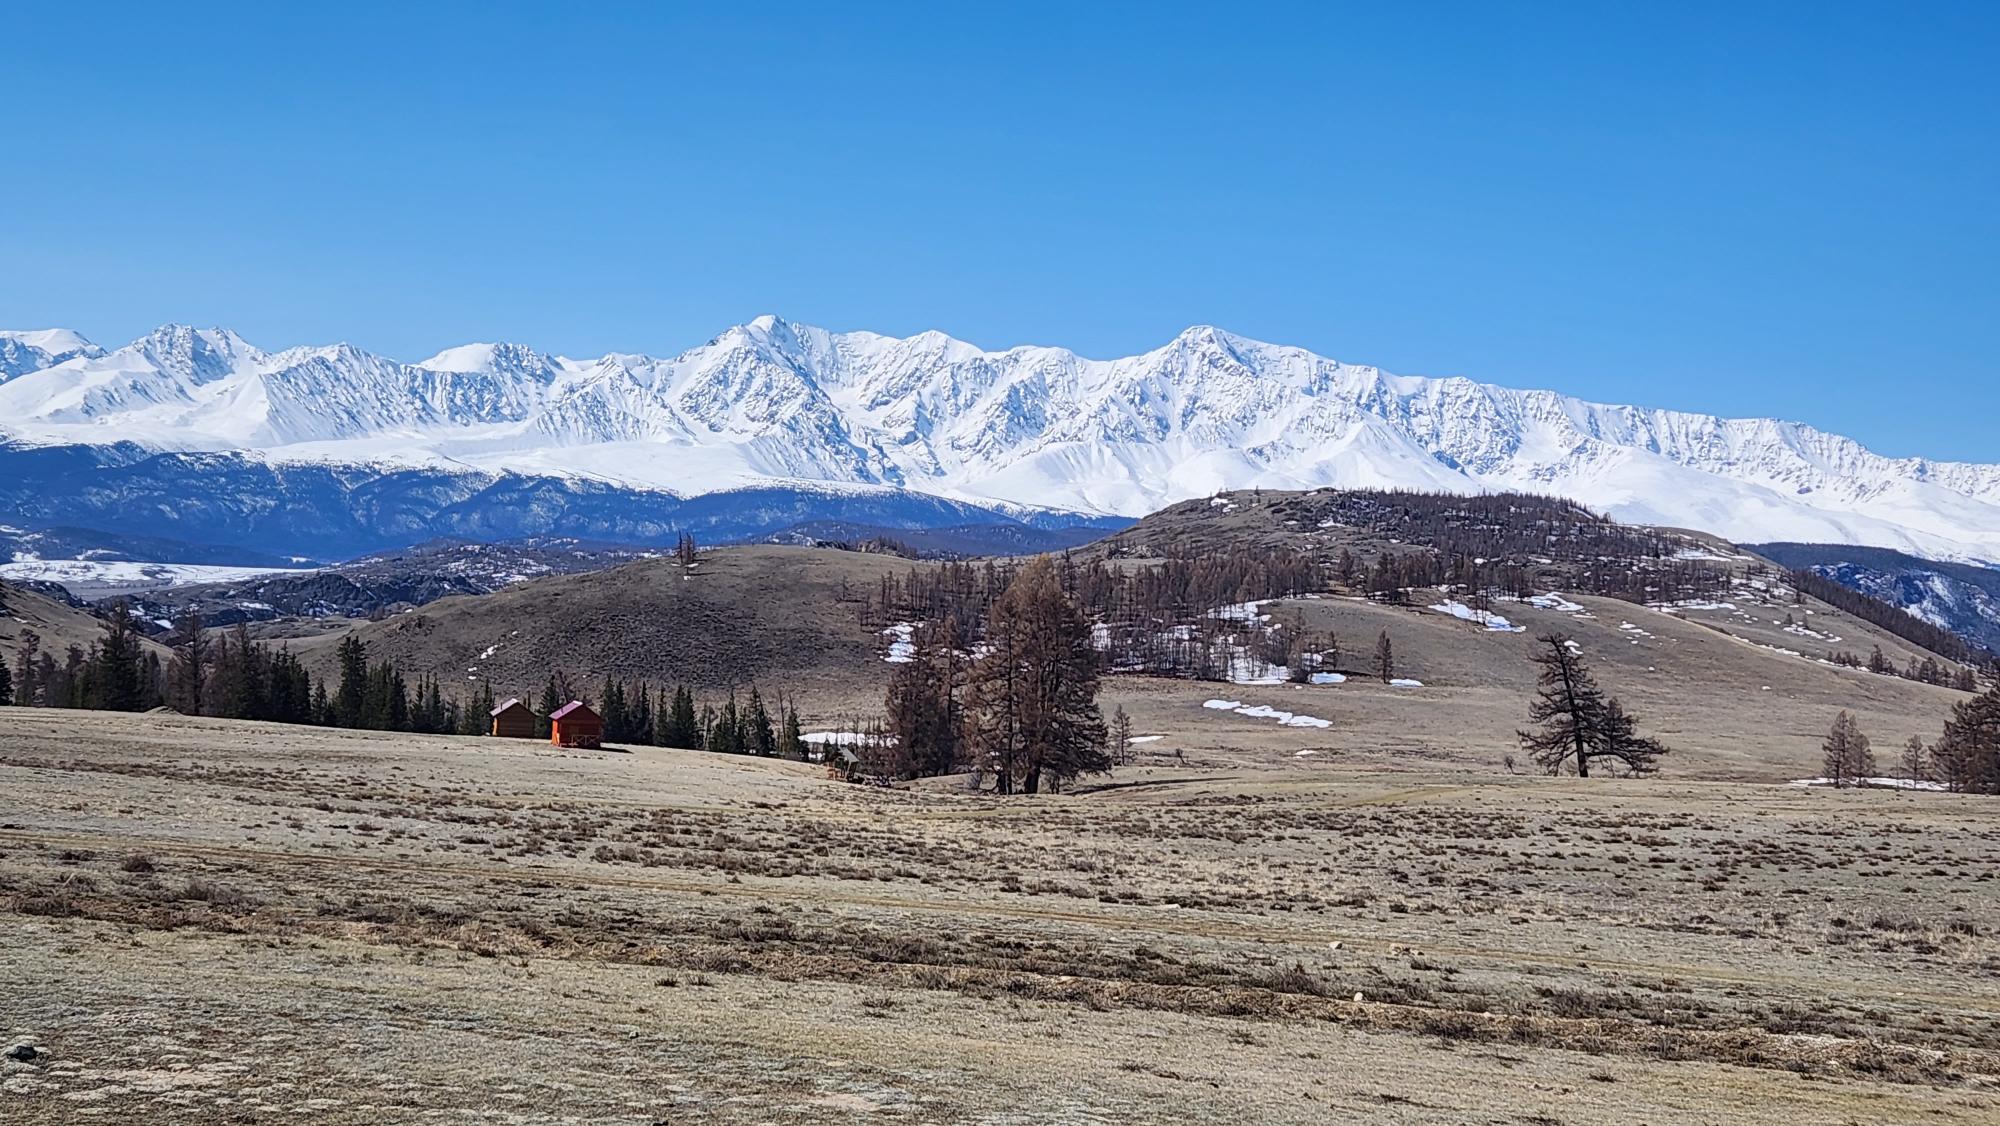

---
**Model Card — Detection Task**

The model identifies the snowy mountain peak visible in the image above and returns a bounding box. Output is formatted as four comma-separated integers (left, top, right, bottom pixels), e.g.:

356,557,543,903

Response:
1,318,1998,562
126,325,263,382
0,328,105,382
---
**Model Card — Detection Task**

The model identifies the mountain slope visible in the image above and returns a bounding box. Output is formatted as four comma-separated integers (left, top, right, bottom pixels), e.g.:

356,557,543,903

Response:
0,329,103,382
1751,542,2000,653
4,318,1999,562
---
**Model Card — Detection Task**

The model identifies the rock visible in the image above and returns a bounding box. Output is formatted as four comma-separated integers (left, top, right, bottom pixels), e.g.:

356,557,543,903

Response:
1328,940,1341,950
1351,992,1365,1003
4,1043,37,1063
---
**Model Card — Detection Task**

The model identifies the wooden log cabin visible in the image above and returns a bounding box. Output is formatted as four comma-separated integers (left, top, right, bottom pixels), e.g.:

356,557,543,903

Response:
489,697,537,739
548,700,604,749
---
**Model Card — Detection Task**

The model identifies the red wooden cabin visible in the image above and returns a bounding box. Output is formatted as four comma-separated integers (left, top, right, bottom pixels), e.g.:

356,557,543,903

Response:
548,700,604,749
489,697,536,739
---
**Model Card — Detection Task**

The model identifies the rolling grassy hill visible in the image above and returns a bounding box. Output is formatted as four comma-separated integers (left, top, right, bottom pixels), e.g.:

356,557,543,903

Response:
284,490,1982,781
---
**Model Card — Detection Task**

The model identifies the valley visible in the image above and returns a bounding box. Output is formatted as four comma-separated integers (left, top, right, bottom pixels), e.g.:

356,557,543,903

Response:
4,487,1995,1124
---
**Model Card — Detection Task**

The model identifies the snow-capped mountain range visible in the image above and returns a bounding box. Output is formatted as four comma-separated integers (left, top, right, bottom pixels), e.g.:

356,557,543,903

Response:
2,319,1997,562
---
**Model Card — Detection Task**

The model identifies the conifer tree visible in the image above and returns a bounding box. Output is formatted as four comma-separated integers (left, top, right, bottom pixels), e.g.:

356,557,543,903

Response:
1901,734,1930,783
165,613,207,715
1821,710,1873,787
662,684,700,748
1108,704,1135,767
1373,630,1395,683
93,602,145,712
13,629,39,708
964,557,1107,794
885,616,969,778
334,635,368,728
744,687,776,756
1519,633,1666,777
537,676,562,739
707,693,742,754
601,676,629,743
1933,680,2000,794
461,681,495,735
779,702,805,760
0,652,11,707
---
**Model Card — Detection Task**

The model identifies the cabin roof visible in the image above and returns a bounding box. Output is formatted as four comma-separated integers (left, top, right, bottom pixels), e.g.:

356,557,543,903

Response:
490,697,529,717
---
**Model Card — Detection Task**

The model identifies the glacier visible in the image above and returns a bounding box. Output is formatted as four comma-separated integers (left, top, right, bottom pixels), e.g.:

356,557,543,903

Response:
2,317,1997,562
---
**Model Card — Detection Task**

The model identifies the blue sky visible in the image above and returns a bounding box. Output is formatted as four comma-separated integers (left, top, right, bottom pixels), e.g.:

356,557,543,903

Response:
3,2,1995,458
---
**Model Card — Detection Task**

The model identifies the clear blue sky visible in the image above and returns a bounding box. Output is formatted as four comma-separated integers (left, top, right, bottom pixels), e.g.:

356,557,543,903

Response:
4,2,1995,458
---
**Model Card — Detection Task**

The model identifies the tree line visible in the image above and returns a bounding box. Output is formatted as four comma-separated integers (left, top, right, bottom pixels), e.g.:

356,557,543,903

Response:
513,671,808,758
1823,643,1979,692
1788,567,1990,668
1819,690,2000,794
3,604,819,761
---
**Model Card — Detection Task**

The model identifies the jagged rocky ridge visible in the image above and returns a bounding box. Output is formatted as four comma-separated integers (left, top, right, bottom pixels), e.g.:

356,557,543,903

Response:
2,318,1998,562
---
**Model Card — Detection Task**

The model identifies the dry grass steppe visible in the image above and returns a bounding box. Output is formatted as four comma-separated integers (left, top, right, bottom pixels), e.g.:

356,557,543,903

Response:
3,708,1996,1124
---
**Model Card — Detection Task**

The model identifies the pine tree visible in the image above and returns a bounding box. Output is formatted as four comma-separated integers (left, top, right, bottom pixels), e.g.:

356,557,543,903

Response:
601,676,629,743
1518,633,1667,777
1821,710,1873,787
628,681,654,746
706,693,741,754
1901,734,1930,783
225,624,266,720
1108,704,1135,766
964,557,1107,794
0,652,11,707
779,702,805,760
662,684,700,748
334,635,368,728
537,675,562,739
1373,630,1395,683
743,687,776,757
1933,680,2000,794
884,617,968,778
461,681,494,735
93,601,145,712
13,629,39,708
165,613,207,715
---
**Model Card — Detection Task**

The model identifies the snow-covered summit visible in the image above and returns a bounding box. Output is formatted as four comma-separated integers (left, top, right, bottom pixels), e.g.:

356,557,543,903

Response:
0,328,104,382
1,317,1997,561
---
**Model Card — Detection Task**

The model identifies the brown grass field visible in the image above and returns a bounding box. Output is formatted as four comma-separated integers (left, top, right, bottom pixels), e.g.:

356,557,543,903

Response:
3,701,1996,1124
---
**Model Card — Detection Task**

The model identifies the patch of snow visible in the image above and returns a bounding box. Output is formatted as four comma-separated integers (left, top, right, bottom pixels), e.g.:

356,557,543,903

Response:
1429,599,1525,632
1389,678,1424,687
0,559,313,588
1788,776,1950,792
882,622,916,663
1653,600,1736,614
804,730,894,746
1200,699,1331,729
1126,735,1165,745
1309,672,1347,685
1525,592,1585,613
